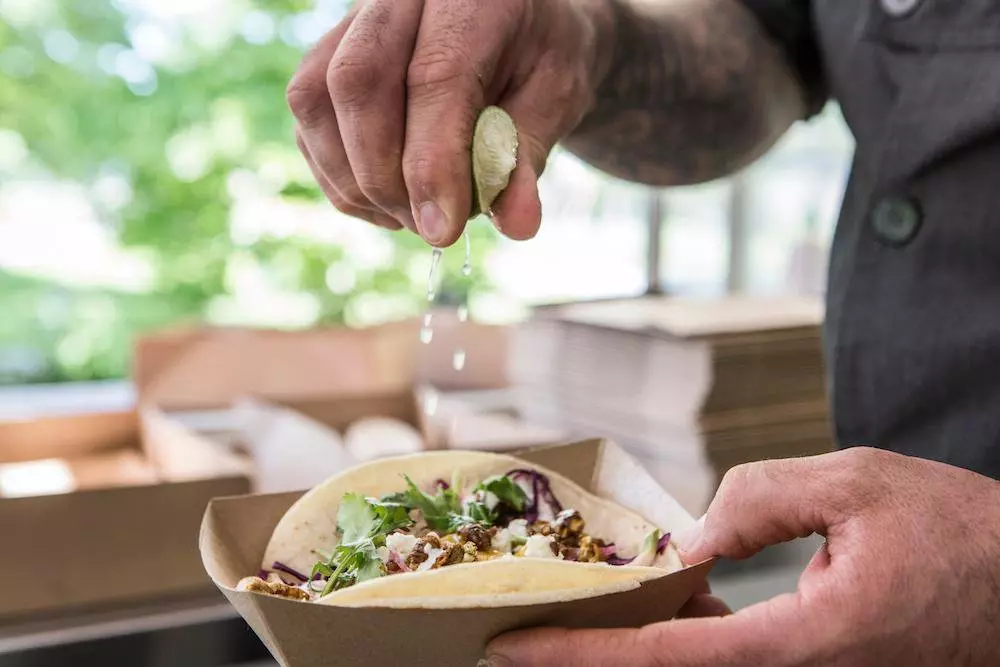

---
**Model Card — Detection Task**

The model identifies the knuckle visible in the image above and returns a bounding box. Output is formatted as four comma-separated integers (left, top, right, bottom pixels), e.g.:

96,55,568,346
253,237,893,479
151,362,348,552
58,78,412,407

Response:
407,43,477,94
716,461,759,506
837,447,890,504
327,55,380,106
402,152,439,183
286,74,330,126
403,148,467,197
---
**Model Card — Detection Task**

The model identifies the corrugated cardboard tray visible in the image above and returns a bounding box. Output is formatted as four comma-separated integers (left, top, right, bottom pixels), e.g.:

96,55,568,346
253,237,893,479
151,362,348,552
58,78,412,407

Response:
0,409,250,622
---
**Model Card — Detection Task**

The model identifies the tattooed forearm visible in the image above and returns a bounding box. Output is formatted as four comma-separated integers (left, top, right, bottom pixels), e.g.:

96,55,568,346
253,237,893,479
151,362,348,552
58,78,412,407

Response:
564,0,807,186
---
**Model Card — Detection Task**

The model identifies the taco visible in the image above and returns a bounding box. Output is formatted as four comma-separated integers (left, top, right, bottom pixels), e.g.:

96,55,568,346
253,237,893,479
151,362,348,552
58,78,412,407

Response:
236,450,684,608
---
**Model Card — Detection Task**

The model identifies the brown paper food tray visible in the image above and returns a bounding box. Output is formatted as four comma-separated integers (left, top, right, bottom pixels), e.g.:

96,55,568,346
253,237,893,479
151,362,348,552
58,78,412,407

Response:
201,438,714,666
0,409,250,622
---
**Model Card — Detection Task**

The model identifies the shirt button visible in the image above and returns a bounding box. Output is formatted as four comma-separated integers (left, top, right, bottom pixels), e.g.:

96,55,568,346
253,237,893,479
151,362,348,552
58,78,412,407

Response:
871,196,922,246
881,0,921,17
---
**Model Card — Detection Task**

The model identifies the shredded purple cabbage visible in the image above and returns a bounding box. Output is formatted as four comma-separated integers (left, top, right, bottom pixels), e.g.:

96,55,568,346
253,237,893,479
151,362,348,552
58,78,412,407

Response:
434,478,450,490
607,532,672,566
506,468,563,522
272,561,309,582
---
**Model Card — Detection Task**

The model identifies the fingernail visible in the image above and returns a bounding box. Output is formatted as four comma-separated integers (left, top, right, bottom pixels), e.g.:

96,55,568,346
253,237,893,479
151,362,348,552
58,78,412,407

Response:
418,201,449,244
675,514,706,555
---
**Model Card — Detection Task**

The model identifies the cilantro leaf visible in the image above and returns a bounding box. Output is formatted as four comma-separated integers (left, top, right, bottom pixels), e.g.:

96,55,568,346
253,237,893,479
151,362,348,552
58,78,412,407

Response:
316,494,415,596
401,475,462,532
337,493,378,544
353,542,385,584
461,500,497,527
370,502,413,542
476,475,528,513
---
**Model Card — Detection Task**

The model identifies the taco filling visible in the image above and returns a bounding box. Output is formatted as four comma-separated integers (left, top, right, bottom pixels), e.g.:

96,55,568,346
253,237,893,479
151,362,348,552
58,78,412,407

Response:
238,469,670,601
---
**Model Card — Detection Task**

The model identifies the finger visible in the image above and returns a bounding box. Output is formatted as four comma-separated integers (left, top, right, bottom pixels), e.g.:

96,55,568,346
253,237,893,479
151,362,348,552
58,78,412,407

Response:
677,450,868,565
492,55,591,240
403,0,521,246
297,129,400,230
676,593,733,619
486,594,806,667
296,129,374,222
287,20,380,222
328,0,422,232
488,155,542,241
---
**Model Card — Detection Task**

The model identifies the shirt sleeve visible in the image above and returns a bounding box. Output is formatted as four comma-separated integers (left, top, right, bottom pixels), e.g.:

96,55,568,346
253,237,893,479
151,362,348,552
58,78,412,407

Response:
739,0,828,118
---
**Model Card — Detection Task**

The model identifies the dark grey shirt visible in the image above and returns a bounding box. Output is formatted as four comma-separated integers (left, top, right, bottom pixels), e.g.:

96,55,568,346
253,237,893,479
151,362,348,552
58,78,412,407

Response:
743,0,1000,479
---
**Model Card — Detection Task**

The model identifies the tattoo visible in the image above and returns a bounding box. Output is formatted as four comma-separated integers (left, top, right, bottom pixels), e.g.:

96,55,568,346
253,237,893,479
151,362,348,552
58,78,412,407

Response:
564,0,806,186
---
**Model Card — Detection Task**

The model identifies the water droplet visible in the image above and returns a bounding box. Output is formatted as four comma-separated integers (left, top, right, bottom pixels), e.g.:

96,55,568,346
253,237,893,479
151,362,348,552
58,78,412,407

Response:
419,326,434,345
426,248,443,302
462,233,472,277
456,305,468,322
423,312,433,327
452,348,466,371
423,390,439,417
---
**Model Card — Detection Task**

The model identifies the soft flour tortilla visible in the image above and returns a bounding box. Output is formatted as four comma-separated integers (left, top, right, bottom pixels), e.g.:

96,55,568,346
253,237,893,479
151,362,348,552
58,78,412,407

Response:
261,450,683,608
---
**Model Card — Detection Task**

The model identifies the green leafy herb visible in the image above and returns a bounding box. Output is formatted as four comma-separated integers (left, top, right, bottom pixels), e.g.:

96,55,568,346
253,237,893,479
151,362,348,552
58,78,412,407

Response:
461,499,497,526
370,502,414,540
399,475,467,532
392,474,530,533
379,490,410,505
337,493,377,543
312,473,537,595
314,494,416,596
352,542,386,584
475,475,529,513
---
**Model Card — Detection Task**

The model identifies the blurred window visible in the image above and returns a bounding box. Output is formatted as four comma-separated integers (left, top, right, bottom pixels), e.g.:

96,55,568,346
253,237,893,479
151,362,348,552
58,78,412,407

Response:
0,0,852,385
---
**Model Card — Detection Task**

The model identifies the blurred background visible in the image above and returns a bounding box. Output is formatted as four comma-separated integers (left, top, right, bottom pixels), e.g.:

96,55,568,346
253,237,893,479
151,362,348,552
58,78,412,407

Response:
0,0,850,665
0,0,852,387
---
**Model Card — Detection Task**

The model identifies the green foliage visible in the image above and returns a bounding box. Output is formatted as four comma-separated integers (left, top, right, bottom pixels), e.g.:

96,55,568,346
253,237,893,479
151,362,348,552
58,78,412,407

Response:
0,0,496,384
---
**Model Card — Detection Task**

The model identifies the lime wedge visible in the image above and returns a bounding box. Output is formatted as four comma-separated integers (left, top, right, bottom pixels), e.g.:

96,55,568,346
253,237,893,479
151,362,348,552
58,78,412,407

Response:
470,106,518,218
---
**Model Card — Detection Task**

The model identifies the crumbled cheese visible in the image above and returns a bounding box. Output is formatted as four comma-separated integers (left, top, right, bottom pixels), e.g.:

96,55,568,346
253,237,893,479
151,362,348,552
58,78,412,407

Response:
484,491,500,511
386,532,418,557
418,547,443,571
376,546,390,564
508,519,528,539
523,534,559,559
492,528,513,553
